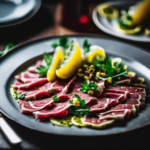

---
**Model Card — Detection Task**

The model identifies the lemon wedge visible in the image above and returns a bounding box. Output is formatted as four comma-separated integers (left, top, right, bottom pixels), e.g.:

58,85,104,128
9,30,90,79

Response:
84,45,106,63
111,58,122,69
71,116,87,127
116,24,141,34
97,4,119,19
56,39,82,79
47,46,64,81
128,0,150,26
10,85,17,98
50,116,73,127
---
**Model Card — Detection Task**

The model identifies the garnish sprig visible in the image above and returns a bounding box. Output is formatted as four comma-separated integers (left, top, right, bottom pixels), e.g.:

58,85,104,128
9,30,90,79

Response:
34,52,52,77
80,81,99,93
53,94,60,102
0,43,14,57
15,92,27,100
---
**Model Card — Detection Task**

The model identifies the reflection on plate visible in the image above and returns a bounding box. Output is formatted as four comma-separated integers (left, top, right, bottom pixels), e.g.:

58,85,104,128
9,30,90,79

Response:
92,1,150,42
0,0,41,28
0,35,150,136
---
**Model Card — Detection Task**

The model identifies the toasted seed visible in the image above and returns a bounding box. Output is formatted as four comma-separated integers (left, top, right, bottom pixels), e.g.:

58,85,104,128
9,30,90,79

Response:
94,77,99,81
89,68,95,74
90,65,95,69
123,65,128,70
83,64,89,69
100,72,106,77
77,73,85,77
96,72,101,77
84,70,89,75
139,77,145,83
102,67,106,73
107,77,112,84
88,89,94,95
84,75,90,80
89,73,94,79
118,77,122,80
78,68,83,73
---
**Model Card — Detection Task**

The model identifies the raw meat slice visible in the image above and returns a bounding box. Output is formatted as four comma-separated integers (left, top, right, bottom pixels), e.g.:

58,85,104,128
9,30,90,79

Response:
90,96,125,113
28,60,44,73
33,101,71,121
19,98,54,114
102,93,125,102
93,80,105,97
81,116,115,128
106,85,146,95
49,76,76,94
13,78,48,90
104,89,130,98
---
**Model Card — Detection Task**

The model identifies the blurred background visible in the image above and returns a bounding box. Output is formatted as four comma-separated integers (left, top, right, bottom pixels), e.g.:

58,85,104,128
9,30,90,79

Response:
0,0,149,54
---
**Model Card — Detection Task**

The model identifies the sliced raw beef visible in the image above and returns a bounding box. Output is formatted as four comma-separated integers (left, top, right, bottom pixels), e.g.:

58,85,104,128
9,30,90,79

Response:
13,78,48,90
33,101,71,121
15,72,39,81
106,85,146,95
19,98,54,114
18,82,52,100
28,60,45,73
93,80,105,97
14,80,23,86
82,116,115,128
49,76,76,94
102,93,125,102
90,96,125,113
97,104,136,120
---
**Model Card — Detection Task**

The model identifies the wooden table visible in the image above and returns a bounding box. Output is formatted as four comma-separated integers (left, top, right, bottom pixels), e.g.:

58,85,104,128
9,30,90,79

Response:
0,2,150,149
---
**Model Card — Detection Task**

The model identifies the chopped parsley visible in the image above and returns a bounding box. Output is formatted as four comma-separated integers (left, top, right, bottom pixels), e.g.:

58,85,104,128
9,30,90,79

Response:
15,92,27,100
51,36,69,50
67,106,91,117
68,94,92,117
83,39,91,54
53,94,60,102
34,52,52,77
80,81,99,93
0,43,14,57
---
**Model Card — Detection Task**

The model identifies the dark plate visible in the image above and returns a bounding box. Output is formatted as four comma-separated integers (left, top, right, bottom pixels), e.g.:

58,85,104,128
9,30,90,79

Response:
0,0,41,28
0,35,150,136
92,1,150,43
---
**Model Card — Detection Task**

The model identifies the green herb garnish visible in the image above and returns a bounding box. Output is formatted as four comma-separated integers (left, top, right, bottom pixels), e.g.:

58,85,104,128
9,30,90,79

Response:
51,36,69,50
53,94,60,102
74,94,86,109
0,43,14,56
67,106,92,117
15,92,27,100
83,39,91,54
80,81,99,93
68,94,92,117
34,52,52,77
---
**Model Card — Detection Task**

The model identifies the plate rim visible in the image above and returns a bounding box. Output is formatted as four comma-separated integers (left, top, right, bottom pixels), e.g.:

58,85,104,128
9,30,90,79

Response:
0,34,150,136
92,1,150,43
0,0,41,28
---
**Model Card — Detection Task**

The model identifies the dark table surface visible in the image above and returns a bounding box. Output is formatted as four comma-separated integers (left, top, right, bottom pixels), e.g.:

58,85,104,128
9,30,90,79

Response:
0,1,150,149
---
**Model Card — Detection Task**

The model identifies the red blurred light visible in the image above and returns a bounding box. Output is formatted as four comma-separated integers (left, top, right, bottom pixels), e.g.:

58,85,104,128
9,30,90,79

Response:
79,15,89,24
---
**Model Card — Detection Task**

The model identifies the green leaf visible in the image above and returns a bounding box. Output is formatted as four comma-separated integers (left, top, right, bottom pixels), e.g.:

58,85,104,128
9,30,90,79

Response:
43,52,52,66
53,94,60,102
83,39,91,54
15,92,27,100
80,81,99,93
51,36,69,50
112,81,117,87
74,94,86,109
69,100,74,104
67,106,92,117
0,43,14,56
